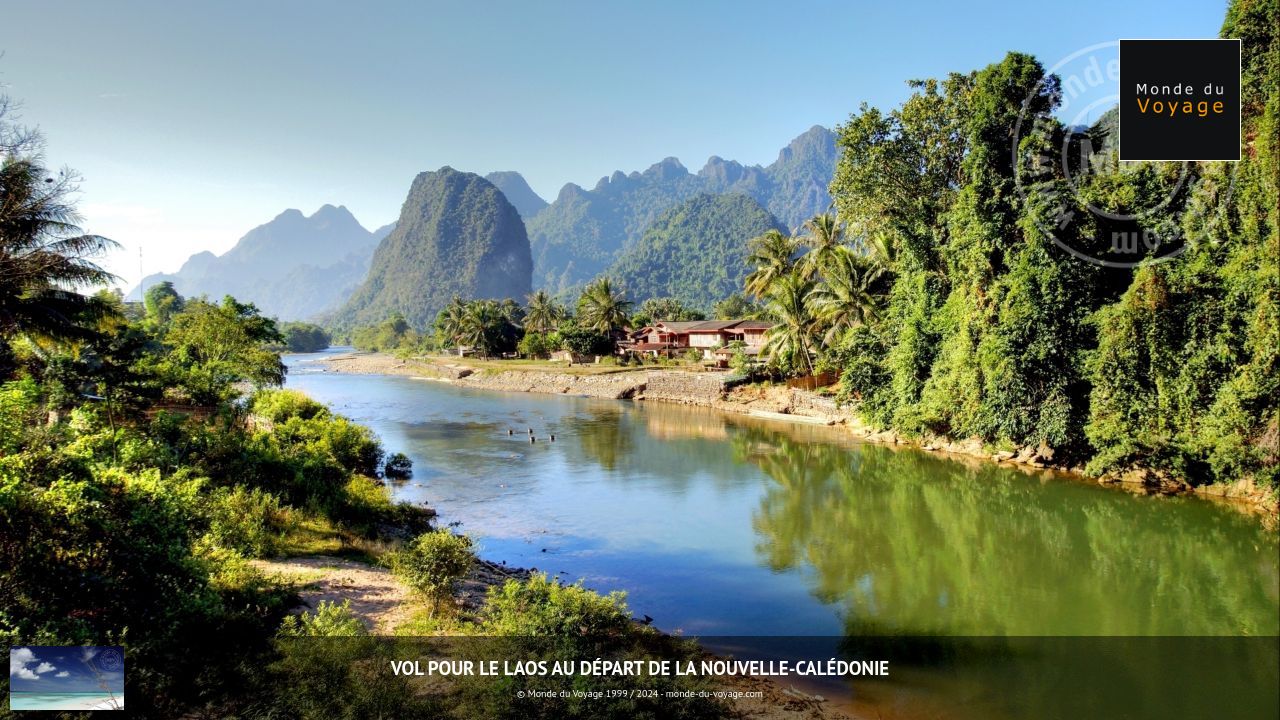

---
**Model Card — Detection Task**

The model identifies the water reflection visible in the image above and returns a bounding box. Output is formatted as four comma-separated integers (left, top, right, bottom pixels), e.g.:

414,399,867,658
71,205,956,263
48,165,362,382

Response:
741,429,1280,637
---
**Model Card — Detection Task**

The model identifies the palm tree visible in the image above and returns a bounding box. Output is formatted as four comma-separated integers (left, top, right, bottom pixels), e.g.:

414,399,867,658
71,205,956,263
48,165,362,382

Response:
458,300,504,358
744,229,799,299
434,296,468,347
0,156,119,350
808,246,884,346
576,278,632,334
760,274,818,376
524,290,564,333
798,213,844,280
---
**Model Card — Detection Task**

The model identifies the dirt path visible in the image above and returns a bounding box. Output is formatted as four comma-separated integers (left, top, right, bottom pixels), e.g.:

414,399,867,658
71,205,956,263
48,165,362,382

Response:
252,555,415,633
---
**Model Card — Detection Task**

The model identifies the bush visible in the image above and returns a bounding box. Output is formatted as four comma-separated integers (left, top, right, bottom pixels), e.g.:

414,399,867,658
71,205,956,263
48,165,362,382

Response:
205,486,293,557
388,530,475,613
517,331,555,359
480,573,632,638
251,389,330,423
278,600,367,637
384,452,413,479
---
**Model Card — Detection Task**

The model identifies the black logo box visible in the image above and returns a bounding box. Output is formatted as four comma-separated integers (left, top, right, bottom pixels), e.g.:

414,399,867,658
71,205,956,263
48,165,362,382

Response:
1119,39,1241,162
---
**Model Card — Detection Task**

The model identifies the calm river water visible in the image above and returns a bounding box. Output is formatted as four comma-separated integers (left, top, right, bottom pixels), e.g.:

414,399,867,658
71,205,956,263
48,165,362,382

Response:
285,351,1278,718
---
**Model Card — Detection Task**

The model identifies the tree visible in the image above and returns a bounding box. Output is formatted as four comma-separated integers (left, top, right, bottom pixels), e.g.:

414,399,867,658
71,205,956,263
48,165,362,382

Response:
760,274,818,376
433,296,469,348
163,296,286,403
0,102,119,372
279,322,331,353
744,229,799,299
143,281,184,325
712,292,762,320
524,290,565,334
631,296,704,328
576,277,632,334
798,213,845,280
457,300,512,358
808,246,885,347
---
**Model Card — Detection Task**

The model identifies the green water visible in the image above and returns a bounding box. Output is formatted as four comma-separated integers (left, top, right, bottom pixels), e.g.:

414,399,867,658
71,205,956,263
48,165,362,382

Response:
286,353,1279,717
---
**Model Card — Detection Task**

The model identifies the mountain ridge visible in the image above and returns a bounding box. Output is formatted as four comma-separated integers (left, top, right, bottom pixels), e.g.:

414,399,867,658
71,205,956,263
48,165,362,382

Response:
128,205,389,320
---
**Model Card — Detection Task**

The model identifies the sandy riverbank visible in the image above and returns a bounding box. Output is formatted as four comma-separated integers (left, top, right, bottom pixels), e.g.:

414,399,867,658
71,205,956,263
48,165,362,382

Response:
308,351,1277,516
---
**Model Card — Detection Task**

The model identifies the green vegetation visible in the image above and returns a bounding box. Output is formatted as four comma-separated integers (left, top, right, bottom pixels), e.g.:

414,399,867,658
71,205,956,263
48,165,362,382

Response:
334,167,533,329
279,321,331,352
728,4,1278,494
527,127,837,297
575,277,633,334
607,193,786,310
388,529,477,613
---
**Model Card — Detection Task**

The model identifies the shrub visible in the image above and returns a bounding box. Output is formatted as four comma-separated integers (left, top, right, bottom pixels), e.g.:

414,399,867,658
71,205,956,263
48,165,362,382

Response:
480,573,631,638
517,331,555,359
278,600,367,637
384,452,413,479
331,474,395,533
205,486,293,557
251,389,330,423
388,530,475,613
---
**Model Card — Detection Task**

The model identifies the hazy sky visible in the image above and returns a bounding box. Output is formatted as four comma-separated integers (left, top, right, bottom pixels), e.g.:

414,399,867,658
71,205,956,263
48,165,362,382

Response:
1,0,1225,290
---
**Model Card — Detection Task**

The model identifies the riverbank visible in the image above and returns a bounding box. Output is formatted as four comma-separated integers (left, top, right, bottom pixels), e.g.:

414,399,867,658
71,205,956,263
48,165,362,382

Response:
308,351,1278,517
257,551,854,719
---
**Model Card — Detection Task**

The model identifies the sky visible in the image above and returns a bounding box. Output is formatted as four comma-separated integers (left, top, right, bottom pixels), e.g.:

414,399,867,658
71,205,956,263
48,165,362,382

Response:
9,646,125,694
0,0,1227,291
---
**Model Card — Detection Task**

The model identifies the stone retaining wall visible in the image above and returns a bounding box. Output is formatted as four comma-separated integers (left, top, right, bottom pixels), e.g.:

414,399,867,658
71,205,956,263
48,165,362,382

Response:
454,370,646,400
640,371,730,406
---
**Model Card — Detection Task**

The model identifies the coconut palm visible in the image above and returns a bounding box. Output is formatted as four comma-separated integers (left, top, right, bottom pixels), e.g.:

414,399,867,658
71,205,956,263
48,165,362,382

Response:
744,229,799,299
434,296,468,346
760,274,818,376
576,278,632,334
0,157,119,346
457,300,506,358
798,213,844,280
808,246,884,346
524,289,565,333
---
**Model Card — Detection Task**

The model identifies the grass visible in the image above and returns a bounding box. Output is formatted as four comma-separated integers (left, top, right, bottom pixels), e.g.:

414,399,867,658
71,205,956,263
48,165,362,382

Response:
275,515,394,565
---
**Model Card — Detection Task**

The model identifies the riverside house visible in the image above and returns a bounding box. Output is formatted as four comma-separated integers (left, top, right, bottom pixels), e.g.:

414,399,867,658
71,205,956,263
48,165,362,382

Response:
622,319,772,366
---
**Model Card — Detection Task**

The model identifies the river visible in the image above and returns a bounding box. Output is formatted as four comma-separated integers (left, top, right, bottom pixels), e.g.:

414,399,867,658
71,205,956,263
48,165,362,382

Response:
285,350,1279,718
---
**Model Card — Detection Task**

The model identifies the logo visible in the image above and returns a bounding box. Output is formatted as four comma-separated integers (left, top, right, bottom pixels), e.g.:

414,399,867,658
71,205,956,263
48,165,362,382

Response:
1013,41,1240,268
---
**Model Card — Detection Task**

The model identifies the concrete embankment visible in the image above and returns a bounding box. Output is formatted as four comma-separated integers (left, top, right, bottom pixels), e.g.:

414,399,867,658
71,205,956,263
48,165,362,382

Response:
455,370,647,400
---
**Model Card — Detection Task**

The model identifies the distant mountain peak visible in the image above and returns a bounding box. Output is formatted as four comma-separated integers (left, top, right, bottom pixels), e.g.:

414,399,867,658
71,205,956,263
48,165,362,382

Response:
644,157,689,180
526,126,837,296
485,171,549,220
334,167,532,328
128,203,382,319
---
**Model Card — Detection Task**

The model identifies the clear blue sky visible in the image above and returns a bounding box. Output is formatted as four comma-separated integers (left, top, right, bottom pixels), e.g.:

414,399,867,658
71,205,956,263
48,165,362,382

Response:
0,0,1227,289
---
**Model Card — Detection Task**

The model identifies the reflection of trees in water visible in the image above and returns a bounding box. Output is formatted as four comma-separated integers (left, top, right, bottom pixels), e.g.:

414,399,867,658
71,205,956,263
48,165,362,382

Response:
741,430,1279,636
559,404,757,493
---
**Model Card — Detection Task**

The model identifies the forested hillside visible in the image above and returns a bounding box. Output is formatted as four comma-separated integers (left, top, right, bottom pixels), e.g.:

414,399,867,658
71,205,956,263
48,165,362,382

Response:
527,126,837,296
608,194,785,310
332,167,533,329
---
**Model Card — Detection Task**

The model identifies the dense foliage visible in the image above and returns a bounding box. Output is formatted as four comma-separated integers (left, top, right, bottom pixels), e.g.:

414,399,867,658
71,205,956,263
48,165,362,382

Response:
607,194,786,310
802,3,1278,493
279,321,332,353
